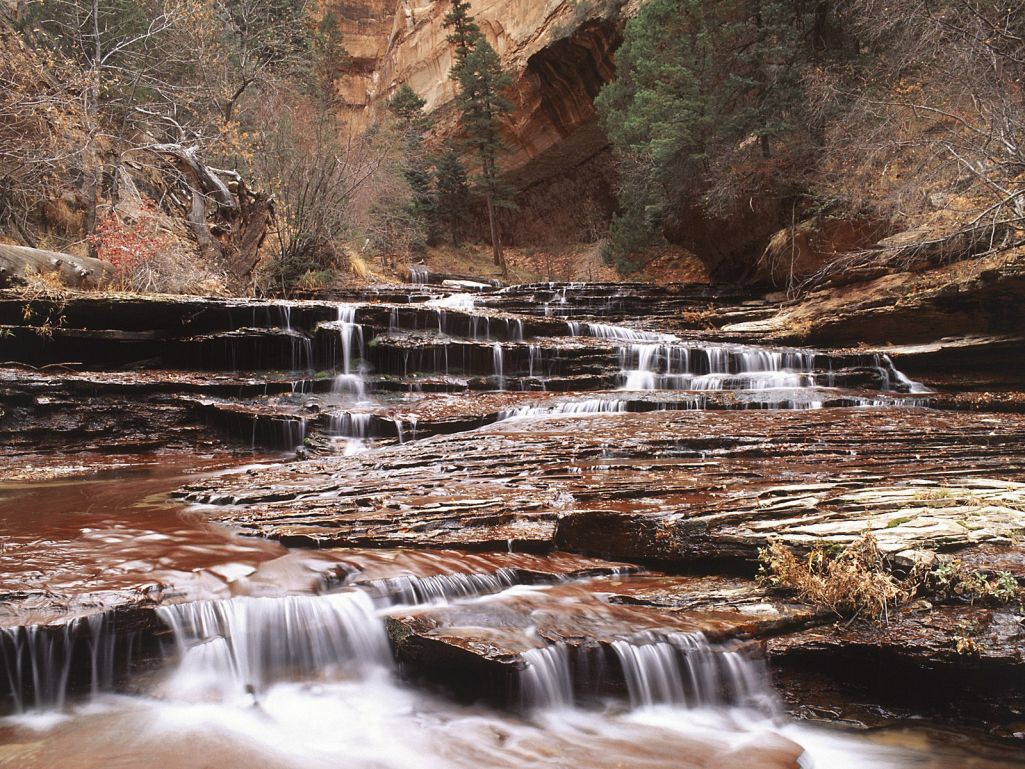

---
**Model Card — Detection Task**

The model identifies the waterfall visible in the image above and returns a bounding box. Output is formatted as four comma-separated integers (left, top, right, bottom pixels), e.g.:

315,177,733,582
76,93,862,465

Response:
876,354,931,393
328,412,374,455
516,632,778,714
409,265,428,284
521,644,574,709
578,322,674,343
610,632,777,712
1,614,122,713
528,344,544,380
497,399,630,420
618,343,820,393
493,343,505,390
360,569,520,606
426,293,476,310
330,304,367,400
157,592,390,697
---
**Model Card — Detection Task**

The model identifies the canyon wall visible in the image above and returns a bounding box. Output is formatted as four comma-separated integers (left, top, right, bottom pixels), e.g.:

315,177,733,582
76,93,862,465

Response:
337,0,631,245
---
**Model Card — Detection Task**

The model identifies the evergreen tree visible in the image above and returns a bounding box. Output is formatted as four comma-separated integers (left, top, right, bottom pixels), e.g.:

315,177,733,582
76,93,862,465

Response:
442,0,512,275
388,84,436,253
434,149,472,245
596,0,838,269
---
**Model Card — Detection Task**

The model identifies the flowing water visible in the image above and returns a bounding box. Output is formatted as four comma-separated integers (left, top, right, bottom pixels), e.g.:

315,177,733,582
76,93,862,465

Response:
0,284,1020,769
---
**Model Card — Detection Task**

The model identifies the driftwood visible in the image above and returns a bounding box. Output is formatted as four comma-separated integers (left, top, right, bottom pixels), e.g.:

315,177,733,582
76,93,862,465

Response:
0,244,113,288
146,144,273,291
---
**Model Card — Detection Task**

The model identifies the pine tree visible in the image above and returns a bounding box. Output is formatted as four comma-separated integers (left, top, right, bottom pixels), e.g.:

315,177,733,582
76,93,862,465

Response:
596,0,837,269
434,149,472,245
388,84,436,253
442,0,512,276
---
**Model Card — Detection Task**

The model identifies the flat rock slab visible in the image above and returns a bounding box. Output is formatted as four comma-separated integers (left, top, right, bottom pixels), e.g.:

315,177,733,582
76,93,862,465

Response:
180,409,1025,564
599,574,829,633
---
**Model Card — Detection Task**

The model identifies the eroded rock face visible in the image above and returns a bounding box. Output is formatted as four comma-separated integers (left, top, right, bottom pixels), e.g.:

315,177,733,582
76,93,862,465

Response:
179,409,1025,568
338,0,628,244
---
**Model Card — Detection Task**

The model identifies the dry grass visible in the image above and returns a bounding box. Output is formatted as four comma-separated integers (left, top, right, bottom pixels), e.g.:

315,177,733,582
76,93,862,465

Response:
758,534,912,622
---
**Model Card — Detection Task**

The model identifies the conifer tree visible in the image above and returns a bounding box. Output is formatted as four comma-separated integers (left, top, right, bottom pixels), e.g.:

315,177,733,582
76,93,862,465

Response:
434,149,472,245
388,84,436,253
596,0,836,269
442,0,512,275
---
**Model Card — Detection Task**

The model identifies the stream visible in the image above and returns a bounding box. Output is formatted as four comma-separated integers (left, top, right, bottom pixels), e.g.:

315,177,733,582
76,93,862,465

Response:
1,282,1024,768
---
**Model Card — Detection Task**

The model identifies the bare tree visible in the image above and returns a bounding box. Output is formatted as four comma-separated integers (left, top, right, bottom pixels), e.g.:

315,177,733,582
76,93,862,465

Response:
809,0,1025,280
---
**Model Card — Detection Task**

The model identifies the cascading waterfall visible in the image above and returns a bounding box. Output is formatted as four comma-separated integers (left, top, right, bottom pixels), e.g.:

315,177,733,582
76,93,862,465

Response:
358,568,520,606
0,614,122,713
521,644,574,710
618,343,819,392
277,302,314,372
426,293,477,310
328,411,374,455
498,399,631,420
611,632,777,712
326,304,368,401
409,265,428,284
528,344,544,381
157,592,390,697
493,343,505,390
517,632,778,714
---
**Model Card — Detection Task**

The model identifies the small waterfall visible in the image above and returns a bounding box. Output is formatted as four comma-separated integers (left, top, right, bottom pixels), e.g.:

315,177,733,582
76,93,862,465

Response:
157,592,390,697
328,412,374,455
1,614,122,713
521,644,574,710
330,304,367,400
361,569,520,606
576,322,674,343
876,354,931,393
618,343,819,392
426,293,476,310
611,632,777,712
497,399,630,420
493,343,505,390
528,344,544,380
276,302,314,372
409,265,428,284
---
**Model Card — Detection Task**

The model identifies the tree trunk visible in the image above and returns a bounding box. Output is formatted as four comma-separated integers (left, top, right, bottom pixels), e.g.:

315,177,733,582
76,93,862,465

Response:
485,192,506,276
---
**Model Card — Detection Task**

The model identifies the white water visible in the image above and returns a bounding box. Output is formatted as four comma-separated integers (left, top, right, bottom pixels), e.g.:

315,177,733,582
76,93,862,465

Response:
1,587,1011,769
157,592,389,697
521,644,574,709
426,293,477,310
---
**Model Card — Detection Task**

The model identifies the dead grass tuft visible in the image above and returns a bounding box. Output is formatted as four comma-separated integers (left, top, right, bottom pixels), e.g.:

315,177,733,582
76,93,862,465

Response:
758,534,912,622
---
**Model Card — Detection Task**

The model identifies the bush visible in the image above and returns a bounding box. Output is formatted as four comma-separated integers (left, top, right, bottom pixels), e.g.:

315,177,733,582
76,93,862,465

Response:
87,201,226,294
758,534,911,622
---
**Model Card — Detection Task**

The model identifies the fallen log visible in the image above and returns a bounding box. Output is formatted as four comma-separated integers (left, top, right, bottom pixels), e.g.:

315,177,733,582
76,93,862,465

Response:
0,244,113,288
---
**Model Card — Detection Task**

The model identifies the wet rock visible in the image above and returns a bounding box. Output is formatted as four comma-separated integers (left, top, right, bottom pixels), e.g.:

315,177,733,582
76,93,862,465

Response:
769,604,1025,729
384,577,774,705
181,409,1025,566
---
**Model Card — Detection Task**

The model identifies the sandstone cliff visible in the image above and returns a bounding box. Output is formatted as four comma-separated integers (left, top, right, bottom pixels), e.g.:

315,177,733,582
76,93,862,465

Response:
338,0,630,245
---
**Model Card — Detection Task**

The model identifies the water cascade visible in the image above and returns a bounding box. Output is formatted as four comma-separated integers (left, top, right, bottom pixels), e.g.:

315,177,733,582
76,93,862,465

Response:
0,614,124,714
358,568,520,606
157,592,389,697
618,344,820,392
329,304,367,400
611,632,775,712
493,343,506,390
521,644,574,709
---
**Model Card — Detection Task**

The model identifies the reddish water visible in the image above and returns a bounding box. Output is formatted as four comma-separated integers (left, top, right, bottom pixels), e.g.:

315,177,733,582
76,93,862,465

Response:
1,452,1024,769
0,454,289,625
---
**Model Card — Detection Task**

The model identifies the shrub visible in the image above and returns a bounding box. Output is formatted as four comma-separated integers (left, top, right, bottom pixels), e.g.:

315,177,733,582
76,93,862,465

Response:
758,534,911,622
